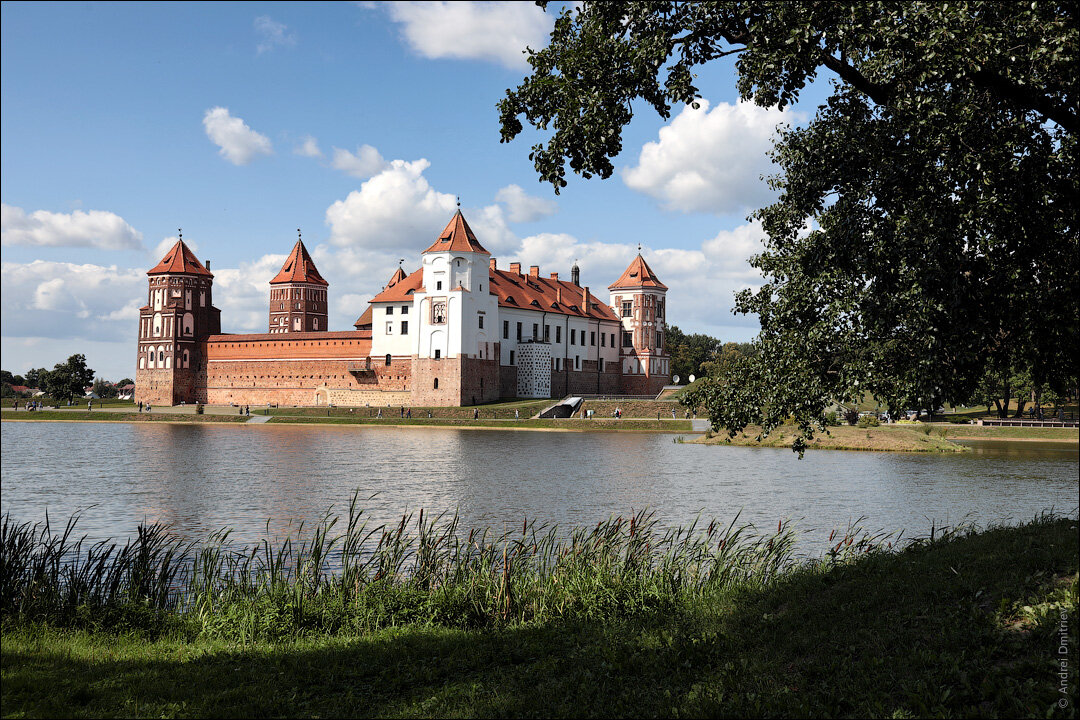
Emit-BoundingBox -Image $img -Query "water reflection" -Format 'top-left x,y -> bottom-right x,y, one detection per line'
2,422 -> 1076,555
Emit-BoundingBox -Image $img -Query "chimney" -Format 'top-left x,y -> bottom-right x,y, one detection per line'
556,287 -> 562,304
510,262 -> 521,274
205,260 -> 211,271
489,258 -> 497,270
529,265 -> 539,277
549,272 -> 559,280
582,286 -> 589,307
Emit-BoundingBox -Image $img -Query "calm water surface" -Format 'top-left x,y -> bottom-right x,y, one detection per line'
2,422 -> 1076,555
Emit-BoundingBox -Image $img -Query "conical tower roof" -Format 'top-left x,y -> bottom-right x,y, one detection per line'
148,240 -> 213,277
385,266 -> 407,287
270,239 -> 328,286
608,254 -> 667,290
422,210 -> 489,254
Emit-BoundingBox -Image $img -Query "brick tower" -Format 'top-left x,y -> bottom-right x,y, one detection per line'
135,238 -> 221,405
608,253 -> 670,395
268,236 -> 328,333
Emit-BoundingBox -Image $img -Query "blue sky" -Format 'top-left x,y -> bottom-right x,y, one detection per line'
2,2 -> 823,381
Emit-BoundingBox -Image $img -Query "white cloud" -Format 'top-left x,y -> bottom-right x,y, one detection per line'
202,107 -> 273,166
294,135 -> 323,158
383,1 -> 551,69
495,184 -> 557,222
623,99 -> 801,215
254,16 -> 296,54
325,158 -> 456,249
330,144 -> 386,178
151,235 -> 199,262
0,260 -> 146,344
1,203 -> 143,250
210,254 -> 289,333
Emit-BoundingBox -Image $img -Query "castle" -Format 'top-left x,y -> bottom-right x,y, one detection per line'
135,211 -> 670,407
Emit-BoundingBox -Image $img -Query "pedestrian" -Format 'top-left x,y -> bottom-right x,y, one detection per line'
406,408 -> 412,418
377,408 -> 382,419
672,408 -> 676,420
515,409 -> 519,420
12,399 -> 17,410
88,399 -> 92,412
138,401 -> 143,412
473,407 -> 479,420
146,403 -> 152,413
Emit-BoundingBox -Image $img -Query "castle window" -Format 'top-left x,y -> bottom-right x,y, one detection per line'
385,354 -> 392,366
610,333 -> 616,347
478,315 -> 484,329
386,306 -> 393,315
656,331 -> 663,349
386,322 -> 393,335
622,331 -> 632,348
570,329 -> 577,345
575,356 -> 580,370
591,331 -> 596,346
400,321 -> 408,335
436,281 -> 443,290
532,323 -> 538,340
556,326 -> 561,343
601,333 -> 606,347
503,320 -> 509,339
621,301 -> 632,318
544,325 -> 550,341
516,322 -> 522,341
433,378 -> 439,389
434,349 -> 441,359
599,358 -> 604,372
510,350 -> 515,365
400,305 -> 408,314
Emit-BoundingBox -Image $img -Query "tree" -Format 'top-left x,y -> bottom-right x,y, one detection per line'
500,2 -> 1078,450
23,368 -> 47,389
666,325 -> 722,381
43,355 -> 95,402
92,378 -> 118,399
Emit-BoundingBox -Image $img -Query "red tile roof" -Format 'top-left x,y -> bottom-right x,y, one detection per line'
490,269 -> 619,322
608,254 -> 667,290
270,240 -> 328,286
353,306 -> 373,329
422,211 -> 489,254
370,268 -> 424,303
148,240 -> 213,277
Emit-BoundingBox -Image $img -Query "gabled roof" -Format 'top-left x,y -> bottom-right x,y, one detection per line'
270,240 -> 328,286
608,254 -> 667,290
422,210 -> 489,255
489,269 -> 620,322
148,240 -> 213,277
353,306 -> 373,329
370,268 -> 424,303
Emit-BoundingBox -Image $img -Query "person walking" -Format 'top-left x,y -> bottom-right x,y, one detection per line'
473,407 -> 479,420
87,399 -> 92,412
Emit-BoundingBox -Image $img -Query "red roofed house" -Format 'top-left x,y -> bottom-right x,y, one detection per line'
135,211 -> 670,407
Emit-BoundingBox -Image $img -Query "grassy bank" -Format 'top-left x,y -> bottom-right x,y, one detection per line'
0,410 -> 249,424
2,510 -> 1076,718
267,415 -> 691,431
692,423 -> 969,452
944,424 -> 1079,442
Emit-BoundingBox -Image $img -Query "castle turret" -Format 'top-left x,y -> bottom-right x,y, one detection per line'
135,238 -> 220,405
608,253 -> 670,395
269,238 -> 328,333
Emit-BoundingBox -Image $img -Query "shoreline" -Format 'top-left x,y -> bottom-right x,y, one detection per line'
4,411 -> 1076,447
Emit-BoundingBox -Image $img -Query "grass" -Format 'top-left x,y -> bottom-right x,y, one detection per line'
694,424 -> 969,452
943,424 -> 1079,441
1,508 -> 1076,718
265,397 -> 556,419
267,415 -> 691,431
0,410 -> 248,424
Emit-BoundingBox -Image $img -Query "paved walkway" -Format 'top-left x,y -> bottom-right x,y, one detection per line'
691,419 -> 711,432
246,414 -> 272,423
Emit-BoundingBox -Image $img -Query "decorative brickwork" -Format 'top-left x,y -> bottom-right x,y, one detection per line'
515,342 -> 552,398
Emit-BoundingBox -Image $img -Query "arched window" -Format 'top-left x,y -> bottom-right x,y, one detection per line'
385,354 -> 392,366
433,378 -> 439,389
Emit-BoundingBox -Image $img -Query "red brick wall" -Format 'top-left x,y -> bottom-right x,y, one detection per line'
410,357 -> 463,406
499,365 -> 518,397
459,356 -> 500,405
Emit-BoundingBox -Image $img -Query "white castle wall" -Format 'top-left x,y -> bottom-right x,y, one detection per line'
516,341 -> 552,398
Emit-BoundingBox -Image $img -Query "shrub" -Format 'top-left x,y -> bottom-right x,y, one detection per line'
856,415 -> 880,428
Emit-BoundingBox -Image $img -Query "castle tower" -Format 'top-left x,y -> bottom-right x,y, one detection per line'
409,210 -> 500,405
135,238 -> 221,405
268,238 -> 328,333
608,253 -> 670,395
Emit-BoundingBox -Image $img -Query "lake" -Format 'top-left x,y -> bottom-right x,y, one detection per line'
1,421 -> 1076,555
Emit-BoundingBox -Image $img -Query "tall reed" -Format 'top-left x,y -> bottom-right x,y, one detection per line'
3,495 -> 911,639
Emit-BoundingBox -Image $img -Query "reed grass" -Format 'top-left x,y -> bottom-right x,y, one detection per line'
0,498 -> 1012,641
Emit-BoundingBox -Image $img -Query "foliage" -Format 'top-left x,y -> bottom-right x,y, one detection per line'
91,379 -> 118,399
40,355 -> 94,402
665,325 -> 722,381
500,2 -> 1079,452
3,514 -> 1076,718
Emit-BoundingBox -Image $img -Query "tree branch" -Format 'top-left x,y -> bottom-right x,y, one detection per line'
820,54 -> 895,107
971,70 -> 1077,133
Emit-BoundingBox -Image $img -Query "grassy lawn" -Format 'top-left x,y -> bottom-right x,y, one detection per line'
268,415 -> 692,431
0,410 -> 249,424
3,516 -> 1076,718
265,397 -> 556,419
943,424 -> 1079,441
693,423 -> 969,452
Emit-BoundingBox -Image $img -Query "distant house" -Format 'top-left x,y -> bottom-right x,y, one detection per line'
9,385 -> 32,396
118,383 -> 135,400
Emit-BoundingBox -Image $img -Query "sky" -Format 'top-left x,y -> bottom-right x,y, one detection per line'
1,1 -> 825,381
